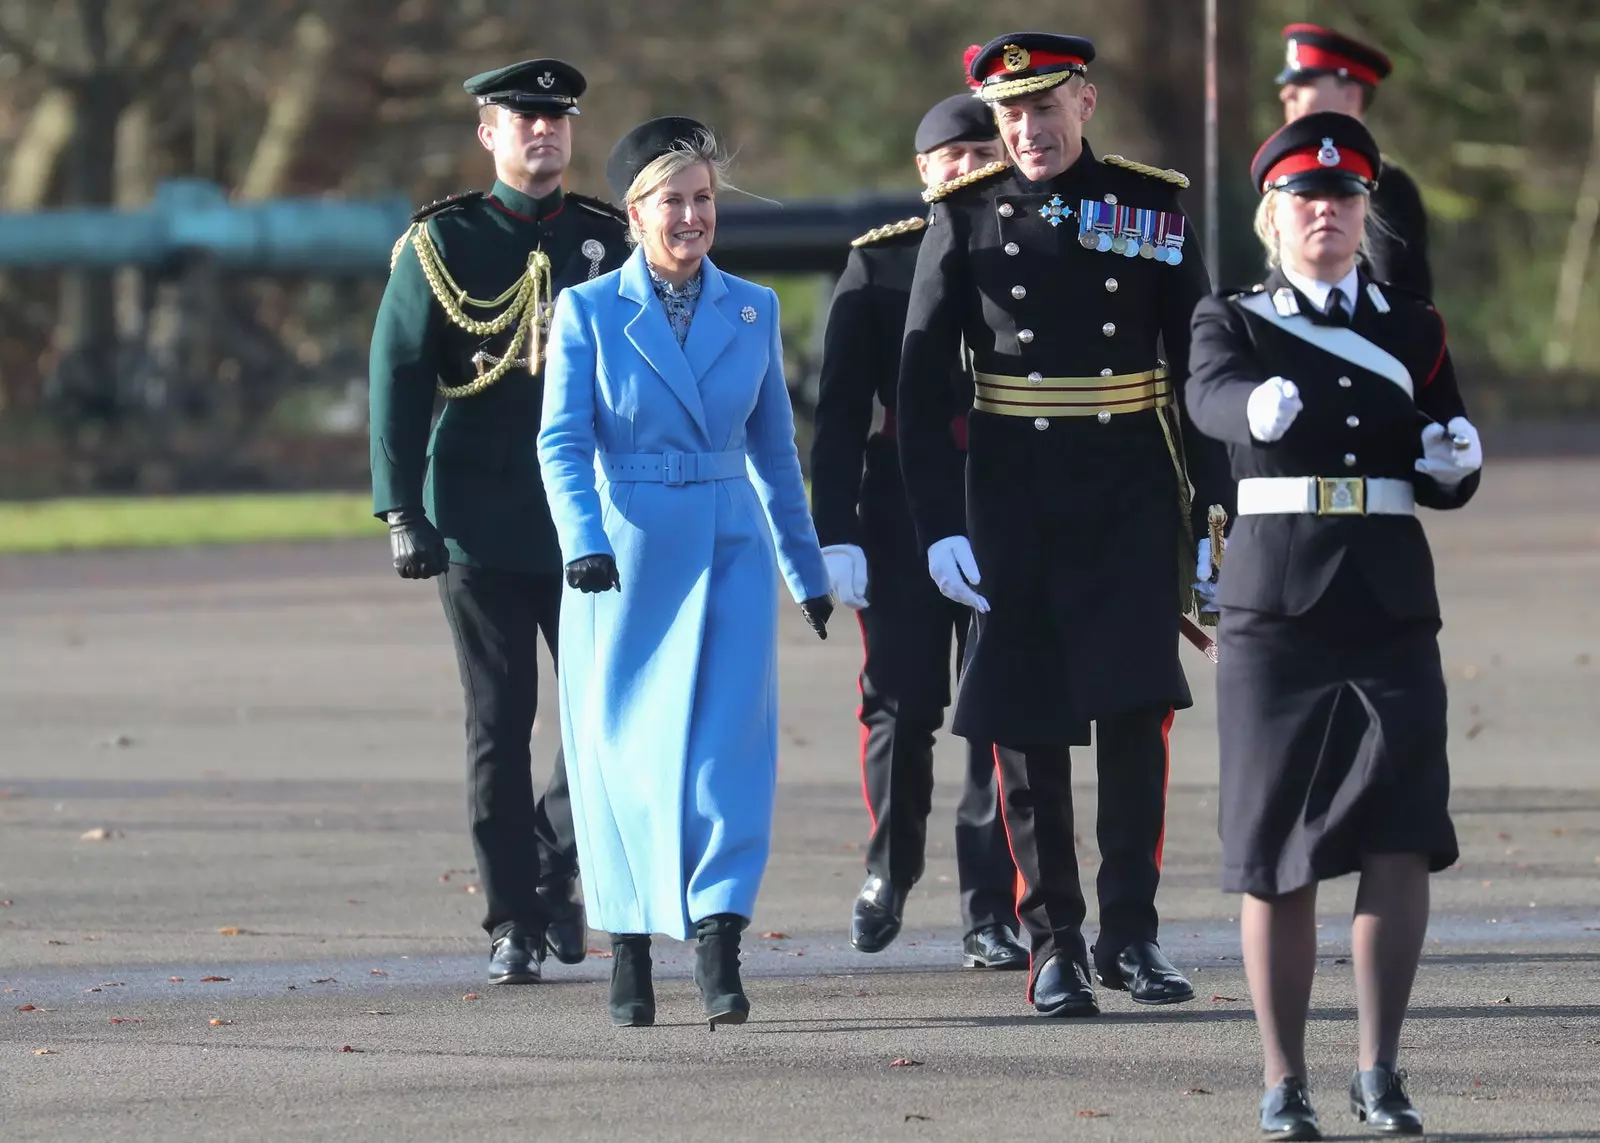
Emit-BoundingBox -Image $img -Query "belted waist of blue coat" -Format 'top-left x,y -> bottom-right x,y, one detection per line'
599,450 -> 749,486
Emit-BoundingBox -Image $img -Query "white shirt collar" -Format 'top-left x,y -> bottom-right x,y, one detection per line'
1282,265 -> 1359,316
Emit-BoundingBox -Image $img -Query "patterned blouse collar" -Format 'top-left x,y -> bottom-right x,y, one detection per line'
646,261 -> 703,346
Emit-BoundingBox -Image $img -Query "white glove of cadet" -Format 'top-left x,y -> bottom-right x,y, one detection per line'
1414,416 -> 1483,488
1192,536 -> 1225,612
927,535 -> 990,613
1247,376 -> 1303,442
821,543 -> 869,610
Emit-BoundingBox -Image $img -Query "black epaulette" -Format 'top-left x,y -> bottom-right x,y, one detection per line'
851,216 -> 927,247
922,161 -> 1010,204
410,191 -> 486,223
567,192 -> 627,224
1102,154 -> 1191,189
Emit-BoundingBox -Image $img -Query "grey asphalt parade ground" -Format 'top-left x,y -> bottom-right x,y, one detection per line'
2,458 -> 1597,1142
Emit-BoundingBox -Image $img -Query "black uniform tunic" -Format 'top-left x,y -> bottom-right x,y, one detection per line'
1186,269 -> 1476,896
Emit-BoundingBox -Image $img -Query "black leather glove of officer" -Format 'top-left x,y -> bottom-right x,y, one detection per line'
566,554 -> 620,593
386,508 -> 448,580
800,595 -> 833,640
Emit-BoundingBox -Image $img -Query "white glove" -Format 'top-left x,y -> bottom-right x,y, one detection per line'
1192,536 -> 1225,612
1247,376 -> 1302,442
927,535 -> 990,613
822,544 -> 869,610
1414,416 -> 1482,488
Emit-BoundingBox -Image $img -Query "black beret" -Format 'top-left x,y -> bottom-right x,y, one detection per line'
1277,24 -> 1393,88
1250,111 -> 1382,197
914,93 -> 998,155
463,59 -> 586,116
965,32 -> 1095,104
605,116 -> 713,203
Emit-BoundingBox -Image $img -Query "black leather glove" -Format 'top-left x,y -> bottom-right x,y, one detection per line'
566,554 -> 620,593
386,509 -> 448,580
800,594 -> 832,640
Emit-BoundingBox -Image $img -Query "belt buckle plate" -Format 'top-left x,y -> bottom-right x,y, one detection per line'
661,451 -> 688,486
1316,476 -> 1366,516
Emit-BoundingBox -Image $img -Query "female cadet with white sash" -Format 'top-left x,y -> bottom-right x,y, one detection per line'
1185,112 -> 1482,1139
537,118 -> 832,1029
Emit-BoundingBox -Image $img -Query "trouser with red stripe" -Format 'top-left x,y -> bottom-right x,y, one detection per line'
992,704 -> 1173,986
857,576 -> 1017,936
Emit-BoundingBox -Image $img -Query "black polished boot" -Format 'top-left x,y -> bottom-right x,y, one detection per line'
1094,939 -> 1196,1005
537,881 -> 588,966
487,925 -> 543,985
694,913 -> 750,1028
849,875 -> 909,953
1260,1076 -> 1321,1140
962,924 -> 1029,970
1032,954 -> 1099,1017
1349,1066 -> 1423,1135
608,934 -> 654,1028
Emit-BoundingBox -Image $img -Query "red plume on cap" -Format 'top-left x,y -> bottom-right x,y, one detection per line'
962,43 -> 983,89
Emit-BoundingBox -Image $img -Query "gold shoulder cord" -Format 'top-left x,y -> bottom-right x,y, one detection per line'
391,222 -> 554,398
1102,154 -> 1191,189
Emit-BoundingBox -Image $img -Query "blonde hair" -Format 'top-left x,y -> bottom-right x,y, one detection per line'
624,129 -> 734,246
1254,187 -> 1382,270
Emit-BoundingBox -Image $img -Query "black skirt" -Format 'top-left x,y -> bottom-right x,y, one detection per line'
1216,572 -> 1459,896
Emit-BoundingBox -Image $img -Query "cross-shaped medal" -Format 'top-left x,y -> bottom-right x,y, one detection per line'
1037,195 -> 1072,227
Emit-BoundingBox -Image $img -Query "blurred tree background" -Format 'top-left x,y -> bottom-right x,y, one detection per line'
0,0 -> 1595,495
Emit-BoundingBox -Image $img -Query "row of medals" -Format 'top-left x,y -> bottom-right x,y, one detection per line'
1038,195 -> 1186,265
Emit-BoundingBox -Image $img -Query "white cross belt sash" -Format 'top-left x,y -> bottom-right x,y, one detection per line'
1236,292 -> 1414,399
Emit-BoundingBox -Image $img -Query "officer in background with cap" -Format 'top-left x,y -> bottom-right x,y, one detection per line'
810,94 -> 1025,971
368,59 -> 628,985
1277,24 -> 1433,297
897,32 -> 1235,1017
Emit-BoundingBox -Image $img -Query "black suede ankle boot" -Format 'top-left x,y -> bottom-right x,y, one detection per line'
693,913 -> 749,1028
608,934 -> 654,1027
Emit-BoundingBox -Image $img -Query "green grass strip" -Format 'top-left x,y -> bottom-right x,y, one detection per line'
0,492 -> 379,553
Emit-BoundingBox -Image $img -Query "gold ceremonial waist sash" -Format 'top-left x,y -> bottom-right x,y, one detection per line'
973,367 -> 1171,418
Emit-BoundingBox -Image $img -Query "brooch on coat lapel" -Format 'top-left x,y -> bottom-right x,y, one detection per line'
741,306 -> 757,323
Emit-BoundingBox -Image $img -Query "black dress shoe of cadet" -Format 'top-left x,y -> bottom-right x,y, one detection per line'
1350,1066 -> 1423,1135
487,927 -> 543,985
1260,1076 -> 1321,1140
537,882 -> 588,965
849,875 -> 909,953
962,924 -> 1029,970
1032,955 -> 1099,1017
1096,939 -> 1196,1005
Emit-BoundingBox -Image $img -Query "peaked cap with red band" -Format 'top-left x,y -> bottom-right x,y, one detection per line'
965,32 -> 1095,104
1251,111 -> 1382,197
1277,24 -> 1393,89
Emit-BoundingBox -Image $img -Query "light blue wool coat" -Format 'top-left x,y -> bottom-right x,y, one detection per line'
537,247 -> 829,940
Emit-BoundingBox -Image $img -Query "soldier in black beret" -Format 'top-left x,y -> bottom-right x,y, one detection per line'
896,32 -> 1236,1017
809,94 -> 1024,971
1277,24 -> 1433,297
368,58 -> 628,986
1187,110 -> 1480,1141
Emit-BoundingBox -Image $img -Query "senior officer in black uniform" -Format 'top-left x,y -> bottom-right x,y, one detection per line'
369,59 -> 628,984
1277,24 -> 1432,297
897,32 -> 1235,1017
1187,112 -> 1480,1141
810,94 -> 1024,970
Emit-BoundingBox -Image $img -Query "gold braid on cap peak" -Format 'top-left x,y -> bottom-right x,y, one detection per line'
922,161 -> 1011,204
1103,154 -> 1191,189
850,216 -> 927,247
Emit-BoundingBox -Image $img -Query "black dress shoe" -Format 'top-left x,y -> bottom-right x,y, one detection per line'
963,924 -> 1028,970
695,913 -> 750,1028
849,875 -> 909,954
608,935 -> 655,1027
1260,1076 -> 1321,1140
1032,954 -> 1099,1017
487,927 -> 543,985
537,882 -> 588,965
1349,1066 -> 1423,1135
1095,939 -> 1195,1005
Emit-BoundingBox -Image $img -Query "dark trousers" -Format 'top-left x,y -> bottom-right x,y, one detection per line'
992,704 -> 1173,984
438,564 -> 578,940
857,574 -> 1017,935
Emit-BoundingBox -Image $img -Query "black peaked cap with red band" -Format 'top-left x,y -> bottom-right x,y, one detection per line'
1251,111 -> 1382,197
1277,24 -> 1393,88
964,32 -> 1095,104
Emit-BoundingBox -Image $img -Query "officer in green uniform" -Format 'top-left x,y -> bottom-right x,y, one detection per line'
368,59 -> 629,985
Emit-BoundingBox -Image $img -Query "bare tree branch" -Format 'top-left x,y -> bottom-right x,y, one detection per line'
0,17 -> 74,81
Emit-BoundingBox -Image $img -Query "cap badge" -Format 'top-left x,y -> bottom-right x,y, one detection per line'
1002,44 -> 1031,72
1317,138 -> 1341,167
537,71 -> 555,89
741,306 -> 758,324
1286,40 -> 1301,70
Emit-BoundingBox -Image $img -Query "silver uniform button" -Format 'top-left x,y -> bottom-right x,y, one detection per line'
1105,278 -> 1119,293
1097,410 -> 1112,424
1018,328 -> 1035,343
1012,284 -> 1027,300
1100,368 -> 1114,377
1033,417 -> 1049,432
1338,376 -> 1353,388
1102,322 -> 1116,337
1346,415 -> 1360,428
1344,453 -> 1358,467
1104,193 -> 1118,205
1004,242 -> 1020,256
998,203 -> 1015,218
1028,372 -> 1043,386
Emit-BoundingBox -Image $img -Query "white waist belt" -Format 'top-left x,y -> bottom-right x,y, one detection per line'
1236,476 -> 1414,517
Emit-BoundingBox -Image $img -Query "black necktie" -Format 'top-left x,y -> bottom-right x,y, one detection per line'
1326,290 -> 1351,325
